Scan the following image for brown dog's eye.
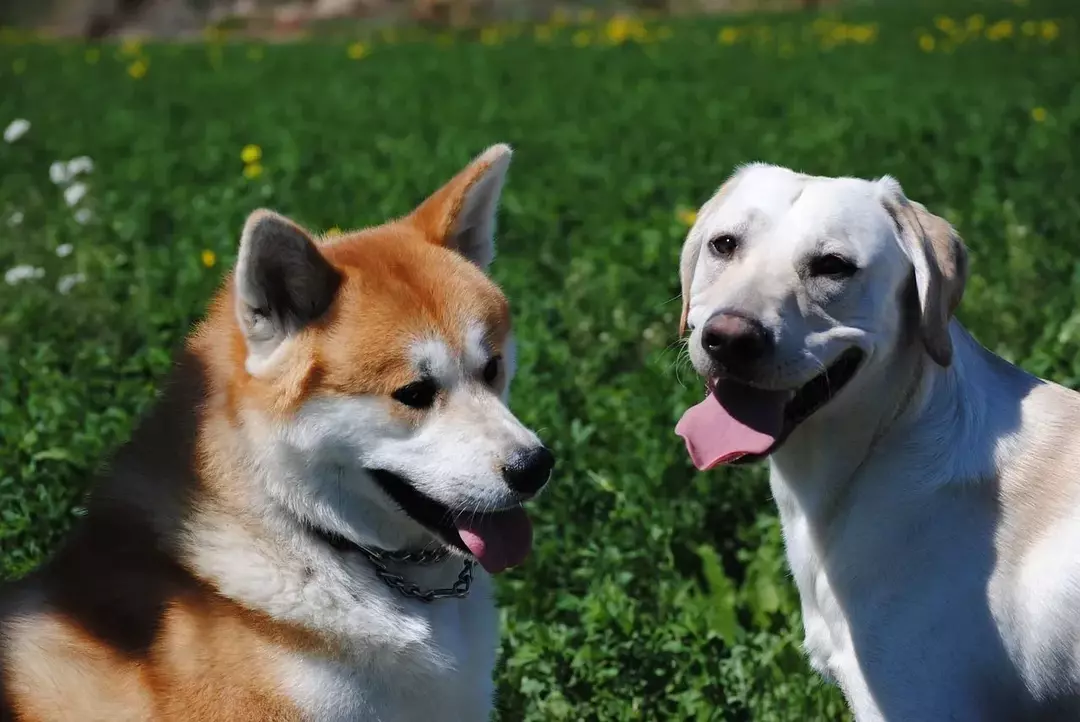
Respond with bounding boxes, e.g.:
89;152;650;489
392;379;438;410
809;254;858;278
708;234;738;258
483;355;501;384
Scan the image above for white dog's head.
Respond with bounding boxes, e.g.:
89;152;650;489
675;163;968;469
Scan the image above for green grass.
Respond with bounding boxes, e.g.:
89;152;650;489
2;2;1079;719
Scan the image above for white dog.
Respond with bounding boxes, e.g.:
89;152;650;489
676;163;1080;721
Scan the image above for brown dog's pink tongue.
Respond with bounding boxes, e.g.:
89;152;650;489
675;382;788;470
454;507;533;574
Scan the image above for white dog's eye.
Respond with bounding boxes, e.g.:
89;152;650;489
809;253;858;278
708;234;738;258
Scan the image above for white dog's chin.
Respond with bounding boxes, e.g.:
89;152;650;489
676;348;864;470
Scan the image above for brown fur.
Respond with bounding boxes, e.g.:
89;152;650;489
0;148;512;721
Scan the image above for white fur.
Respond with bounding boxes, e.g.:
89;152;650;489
681;163;1080;720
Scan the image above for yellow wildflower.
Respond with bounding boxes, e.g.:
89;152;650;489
347;42;368;59
965;14;985;33
535;25;553;41
120;38;142;56
1040;20;1060;41
201;250;217;268
934;16;956;34
718;27;739;45
480;27;500;45
127;58;148;79
244;163;263;180
604;15;630;44
677;208;697;227
551;8;569;26
918;34;935;52
986;20;1013;41
326;226;342;237
571;30;591;47
241;144;262;164
850;24;878;44
1031;107;1048;123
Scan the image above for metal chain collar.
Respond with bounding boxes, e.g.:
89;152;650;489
356;544;474;603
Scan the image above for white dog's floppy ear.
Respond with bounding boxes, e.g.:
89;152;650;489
234;209;342;374
679;175;740;335
407;144;512;271
679;228;702;336
877;176;968;367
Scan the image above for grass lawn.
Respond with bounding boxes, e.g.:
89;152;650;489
2;1;1078;718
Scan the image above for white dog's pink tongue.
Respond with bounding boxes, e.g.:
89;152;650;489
675;382;788;470
454;508;533;574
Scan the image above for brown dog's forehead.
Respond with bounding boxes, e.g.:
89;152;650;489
315;225;510;396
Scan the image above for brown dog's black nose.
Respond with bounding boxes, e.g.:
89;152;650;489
701;312;773;371
503;446;555;496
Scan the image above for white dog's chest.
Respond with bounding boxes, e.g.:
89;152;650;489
774;500;860;694
772;467;1035;722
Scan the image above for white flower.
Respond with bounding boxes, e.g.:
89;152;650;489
56;243;74;257
7;211;23;227
49;156;94;187
4;265;45;285
64;182;88;207
3;119;30;143
50;161;71;185
66;156;94;176
73;208;93;225
56;273;86;295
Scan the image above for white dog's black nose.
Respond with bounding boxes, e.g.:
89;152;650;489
701;312;773;372
502;446;555;495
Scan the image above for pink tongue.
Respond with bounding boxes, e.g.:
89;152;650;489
454;507;533;574
675;381;789;470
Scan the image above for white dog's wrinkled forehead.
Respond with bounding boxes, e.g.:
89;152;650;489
698;163;896;250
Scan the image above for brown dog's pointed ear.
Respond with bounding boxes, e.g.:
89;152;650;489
407;144;512;271
234;209;341;373
877;177;968;367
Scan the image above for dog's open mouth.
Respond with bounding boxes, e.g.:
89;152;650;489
368;469;532;574
675;347;864;470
